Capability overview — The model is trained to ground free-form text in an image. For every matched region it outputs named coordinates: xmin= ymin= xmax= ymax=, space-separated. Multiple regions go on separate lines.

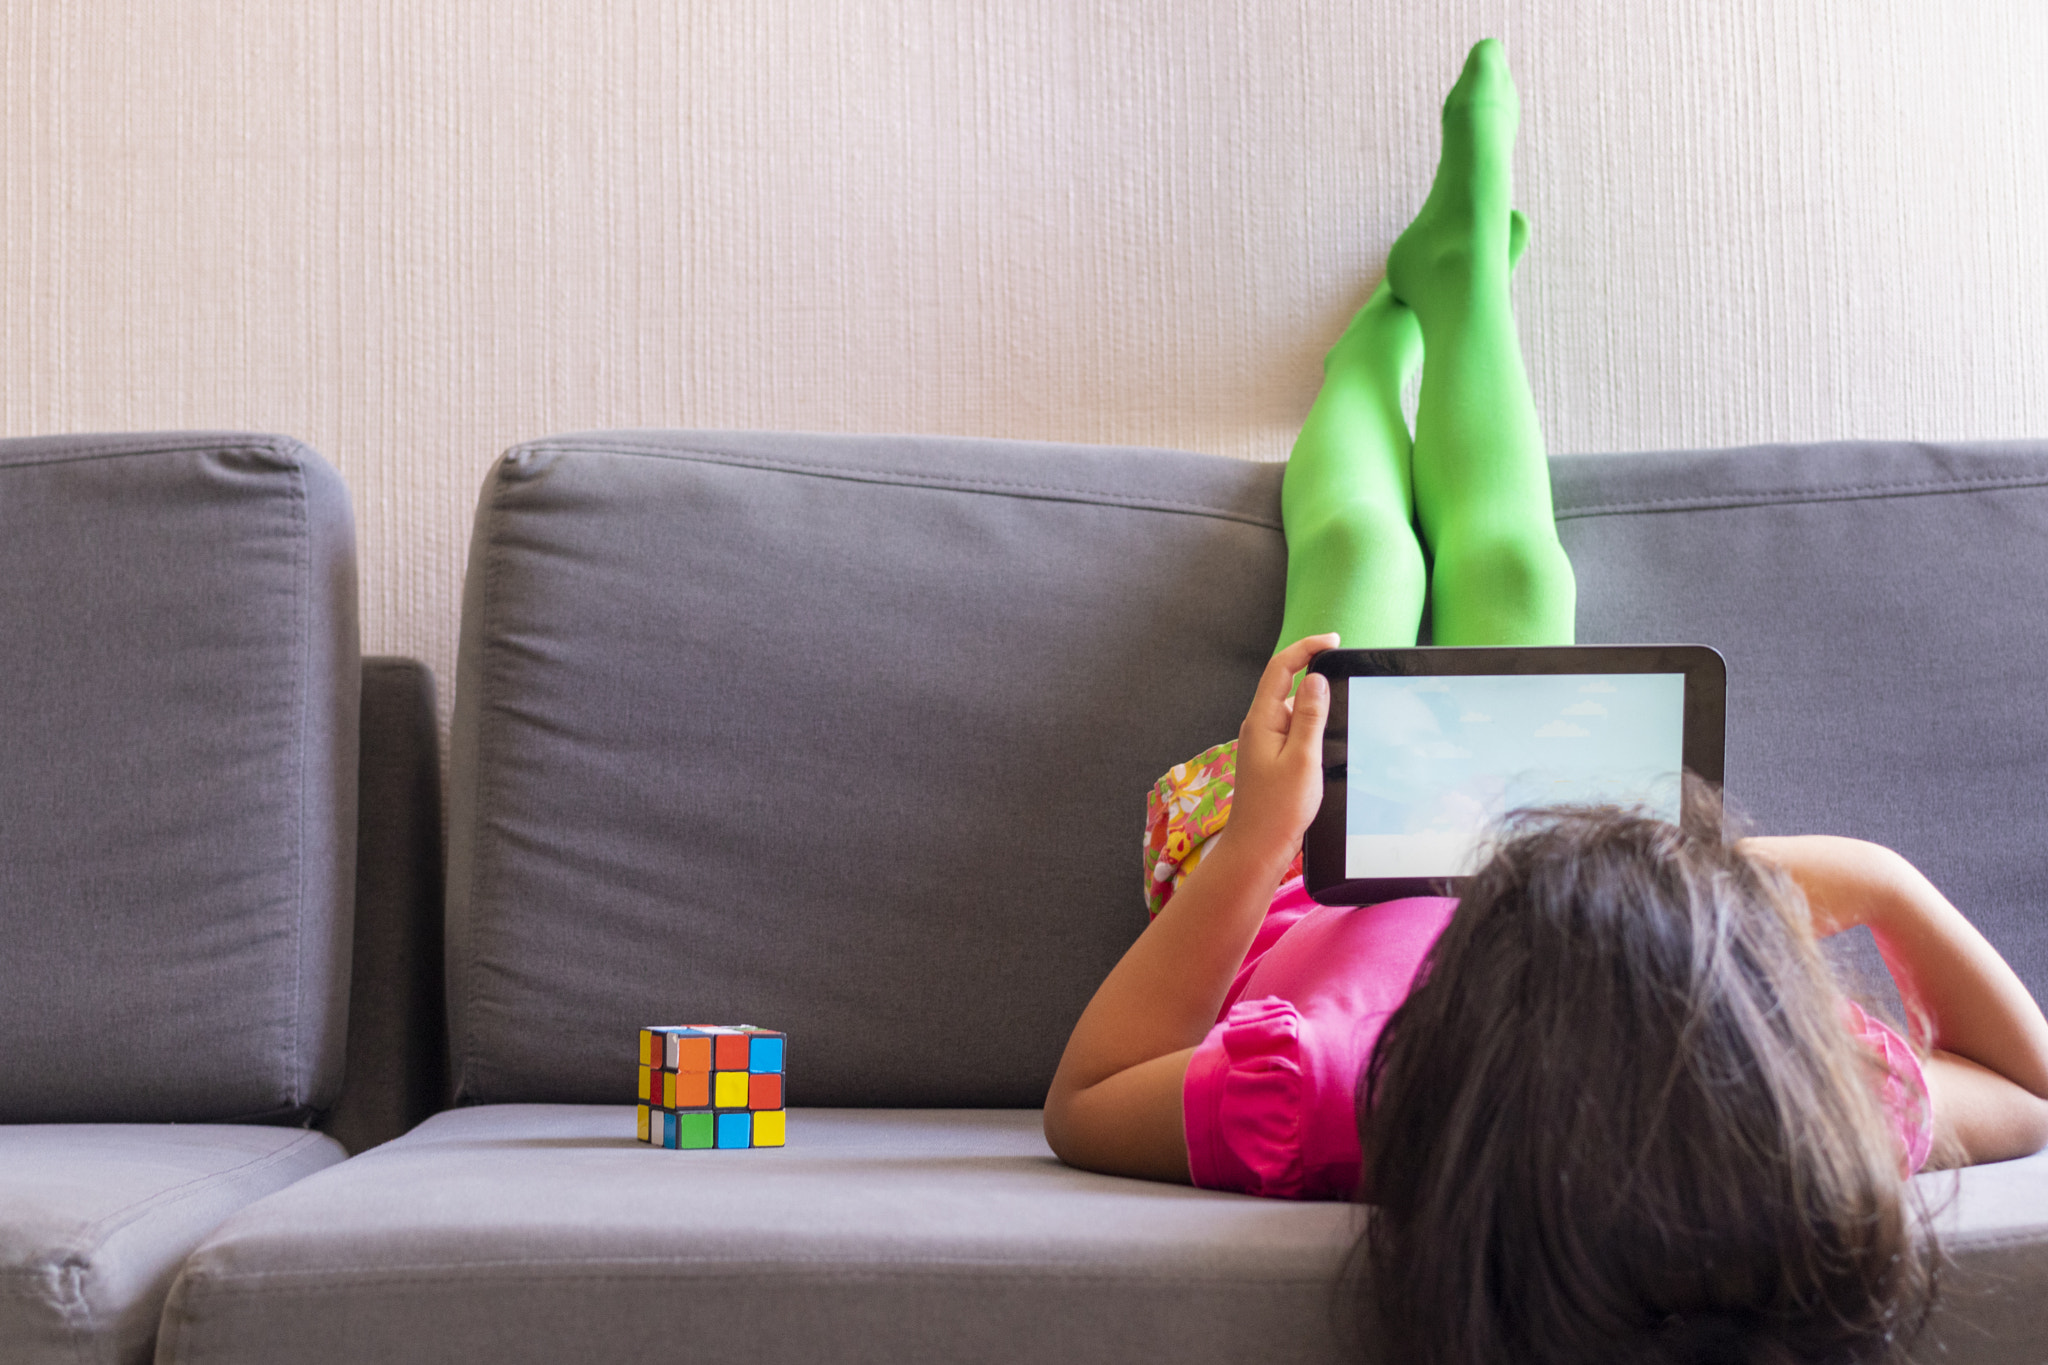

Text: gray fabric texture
xmin=1919 ymin=1149 xmax=2048 ymax=1363
xmin=321 ymin=658 xmax=447 ymax=1155
xmin=447 ymin=432 xmax=2048 ymax=1111
xmin=0 ymin=432 xmax=360 ymax=1123
xmin=160 ymin=1105 xmax=1361 ymax=1365
xmin=0 ymin=1124 xmax=344 ymax=1365
xmin=445 ymin=432 xmax=1285 ymax=1107
xmin=1555 ymin=440 xmax=2048 ymax=1003
xmin=155 ymin=1107 xmax=2048 ymax=1365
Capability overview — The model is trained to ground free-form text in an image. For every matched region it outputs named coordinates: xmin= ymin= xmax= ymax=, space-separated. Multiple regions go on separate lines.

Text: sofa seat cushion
xmin=1923 ymin=1148 xmax=2048 ymax=1361
xmin=0 ymin=1124 xmax=345 ymax=1365
xmin=160 ymin=1104 xmax=1362 ymax=1365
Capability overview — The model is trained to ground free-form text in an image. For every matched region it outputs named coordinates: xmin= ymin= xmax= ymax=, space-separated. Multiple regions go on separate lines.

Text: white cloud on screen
xmin=1562 ymin=701 xmax=1608 ymax=716
xmin=1459 ymin=712 xmax=1491 ymax=723
xmin=1535 ymin=721 xmax=1592 ymax=738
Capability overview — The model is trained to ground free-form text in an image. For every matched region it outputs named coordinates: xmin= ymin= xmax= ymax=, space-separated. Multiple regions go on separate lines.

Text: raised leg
xmin=1387 ymin=38 xmax=1576 ymax=647
xmin=1273 ymin=283 xmax=1428 ymax=653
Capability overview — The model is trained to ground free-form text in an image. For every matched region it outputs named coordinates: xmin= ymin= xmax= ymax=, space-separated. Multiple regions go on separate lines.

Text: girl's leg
xmin=1272 ymin=285 xmax=1428 ymax=653
xmin=1387 ymin=39 xmax=1576 ymax=647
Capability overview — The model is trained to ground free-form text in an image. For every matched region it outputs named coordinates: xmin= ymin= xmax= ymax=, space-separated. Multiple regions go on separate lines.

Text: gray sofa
xmin=6 ymin=429 xmax=2048 ymax=1363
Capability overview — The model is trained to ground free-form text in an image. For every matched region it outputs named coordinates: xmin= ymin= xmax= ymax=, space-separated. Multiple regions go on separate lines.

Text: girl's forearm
xmin=1862 ymin=856 xmax=2048 ymax=1100
xmin=1048 ymin=831 xmax=1293 ymax=1098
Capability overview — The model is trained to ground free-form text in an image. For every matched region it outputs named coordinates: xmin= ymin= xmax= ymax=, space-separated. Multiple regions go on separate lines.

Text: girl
xmin=1043 ymin=39 xmax=2048 ymax=1364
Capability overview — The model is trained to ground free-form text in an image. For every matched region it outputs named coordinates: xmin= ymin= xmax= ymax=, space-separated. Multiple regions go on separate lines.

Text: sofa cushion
xmin=152 ymin=1106 xmax=2048 ymax=1365
xmin=0 ymin=1125 xmax=345 ymax=1365
xmin=444 ymin=432 xmax=1286 ymax=1107
xmin=158 ymin=1105 xmax=1360 ymax=1365
xmin=447 ymin=433 xmax=2048 ymax=1113
xmin=1556 ymin=439 xmax=2048 ymax=1000
xmin=0 ymin=432 xmax=360 ymax=1122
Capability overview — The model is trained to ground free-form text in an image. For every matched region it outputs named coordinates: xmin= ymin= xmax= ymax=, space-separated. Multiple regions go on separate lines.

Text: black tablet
xmin=1302 ymin=645 xmax=1726 ymax=905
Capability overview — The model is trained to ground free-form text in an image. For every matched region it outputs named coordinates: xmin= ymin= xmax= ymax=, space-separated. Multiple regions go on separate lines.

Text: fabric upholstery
xmin=159 ymin=1105 xmax=1360 ymax=1365
xmin=1556 ymin=440 xmax=2048 ymax=1002
xmin=321 ymin=658 xmax=448 ymax=1155
xmin=445 ymin=432 xmax=1286 ymax=1107
xmin=446 ymin=432 xmax=2048 ymax=1113
xmin=0 ymin=432 xmax=360 ymax=1123
xmin=0 ymin=1125 xmax=345 ymax=1365
xmin=156 ymin=1107 xmax=2048 ymax=1365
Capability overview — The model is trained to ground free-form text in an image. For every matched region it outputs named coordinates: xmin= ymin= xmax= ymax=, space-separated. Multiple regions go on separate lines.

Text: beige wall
xmin=7 ymin=1 xmax=2046 ymax=711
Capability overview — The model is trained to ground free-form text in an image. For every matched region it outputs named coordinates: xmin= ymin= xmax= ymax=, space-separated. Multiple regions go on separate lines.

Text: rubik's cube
xmin=636 ymin=1025 xmax=786 ymax=1149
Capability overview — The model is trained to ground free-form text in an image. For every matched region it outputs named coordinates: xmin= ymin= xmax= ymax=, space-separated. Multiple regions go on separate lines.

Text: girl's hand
xmin=1226 ymin=634 xmax=1339 ymax=869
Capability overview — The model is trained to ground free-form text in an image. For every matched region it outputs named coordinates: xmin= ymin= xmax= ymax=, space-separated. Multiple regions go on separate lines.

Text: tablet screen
xmin=1343 ymin=671 xmax=1686 ymax=880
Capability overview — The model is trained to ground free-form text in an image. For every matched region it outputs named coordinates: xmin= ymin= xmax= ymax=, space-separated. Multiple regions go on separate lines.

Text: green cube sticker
xmin=676 ymin=1112 xmax=715 ymax=1149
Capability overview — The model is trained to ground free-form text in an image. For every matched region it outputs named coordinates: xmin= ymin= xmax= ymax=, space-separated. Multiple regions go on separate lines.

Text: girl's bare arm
xmin=1742 ymin=835 xmax=2048 ymax=1166
xmin=1043 ymin=635 xmax=1337 ymax=1181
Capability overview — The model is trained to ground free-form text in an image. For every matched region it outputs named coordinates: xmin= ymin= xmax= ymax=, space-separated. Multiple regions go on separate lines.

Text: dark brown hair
xmin=1353 ymin=802 xmax=1937 ymax=1365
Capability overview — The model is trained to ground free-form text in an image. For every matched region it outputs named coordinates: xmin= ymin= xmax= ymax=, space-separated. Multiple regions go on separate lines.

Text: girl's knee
xmin=1430 ymin=531 xmax=1576 ymax=644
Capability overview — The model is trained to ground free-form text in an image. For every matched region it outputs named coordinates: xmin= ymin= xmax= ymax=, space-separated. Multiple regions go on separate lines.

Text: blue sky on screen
xmin=1345 ymin=673 xmax=1685 ymax=839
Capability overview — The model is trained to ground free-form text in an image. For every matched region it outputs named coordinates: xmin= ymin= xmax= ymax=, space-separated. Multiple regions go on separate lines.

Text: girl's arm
xmin=1741 ymin=835 xmax=2048 ymax=1167
xmin=1043 ymin=635 xmax=1337 ymax=1181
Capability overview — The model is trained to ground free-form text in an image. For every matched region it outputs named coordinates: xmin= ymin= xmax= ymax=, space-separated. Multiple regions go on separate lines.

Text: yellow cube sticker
xmin=752 ymin=1110 xmax=786 ymax=1147
xmin=714 ymin=1071 xmax=750 ymax=1108
xmin=636 ymin=1103 xmax=650 ymax=1142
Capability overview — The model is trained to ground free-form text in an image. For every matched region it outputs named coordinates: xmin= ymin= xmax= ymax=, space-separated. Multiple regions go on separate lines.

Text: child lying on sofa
xmin=1044 ymin=38 xmax=2048 ymax=1365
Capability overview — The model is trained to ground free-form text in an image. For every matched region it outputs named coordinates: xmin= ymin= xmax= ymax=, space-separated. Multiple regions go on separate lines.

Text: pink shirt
xmin=1182 ymin=879 xmax=1933 ymax=1200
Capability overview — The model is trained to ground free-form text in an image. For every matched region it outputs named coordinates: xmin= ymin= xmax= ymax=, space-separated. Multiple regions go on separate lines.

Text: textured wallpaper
xmin=5 ymin=0 xmax=2045 ymax=713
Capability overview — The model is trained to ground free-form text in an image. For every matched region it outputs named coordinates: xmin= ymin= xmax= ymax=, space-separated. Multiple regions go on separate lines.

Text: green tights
xmin=1274 ymin=39 xmax=1576 ymax=654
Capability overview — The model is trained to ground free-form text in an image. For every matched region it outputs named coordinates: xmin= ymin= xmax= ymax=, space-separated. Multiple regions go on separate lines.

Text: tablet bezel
xmin=1301 ymin=644 xmax=1726 ymax=905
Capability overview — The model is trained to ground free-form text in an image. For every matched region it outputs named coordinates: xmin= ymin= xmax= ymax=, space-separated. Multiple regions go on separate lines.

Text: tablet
xmin=1302 ymin=645 xmax=1725 ymax=905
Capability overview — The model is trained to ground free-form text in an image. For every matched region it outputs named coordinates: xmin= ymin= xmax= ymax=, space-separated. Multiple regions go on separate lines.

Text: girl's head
xmin=1355 ymin=803 xmax=1935 ymax=1365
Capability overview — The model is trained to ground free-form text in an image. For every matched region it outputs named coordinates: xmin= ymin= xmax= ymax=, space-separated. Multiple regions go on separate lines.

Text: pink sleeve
xmin=1843 ymin=1000 xmax=1934 ymax=1175
xmin=1184 ymin=997 xmax=1308 ymax=1197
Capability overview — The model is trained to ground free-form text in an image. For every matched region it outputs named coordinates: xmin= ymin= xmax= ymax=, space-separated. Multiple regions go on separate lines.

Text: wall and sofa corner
xmin=6 ymin=426 xmax=2048 ymax=1364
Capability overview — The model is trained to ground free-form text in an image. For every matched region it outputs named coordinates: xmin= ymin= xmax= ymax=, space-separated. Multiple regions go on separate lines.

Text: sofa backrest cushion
xmin=1558 ymin=438 xmax=2048 ymax=1004
xmin=446 ymin=432 xmax=1284 ymax=1106
xmin=449 ymin=432 xmax=2048 ymax=1108
xmin=0 ymin=433 xmax=359 ymax=1122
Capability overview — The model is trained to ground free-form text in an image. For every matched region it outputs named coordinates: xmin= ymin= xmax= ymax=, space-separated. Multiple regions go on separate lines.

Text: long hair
xmin=1352 ymin=803 xmax=1937 ymax=1365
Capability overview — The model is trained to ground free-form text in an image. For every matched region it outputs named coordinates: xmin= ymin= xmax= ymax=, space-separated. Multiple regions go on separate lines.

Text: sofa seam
xmin=517 ymin=441 xmax=1285 ymax=530
xmin=173 ymin=1258 xmax=1339 ymax=1292
xmin=455 ymin=460 xmax=510 ymax=1104
xmin=39 ymin=1131 xmax=332 ymax=1262
xmin=289 ymin=452 xmax=311 ymax=1115
xmin=1555 ymin=472 xmax=2048 ymax=520
xmin=0 ymin=435 xmax=301 ymax=474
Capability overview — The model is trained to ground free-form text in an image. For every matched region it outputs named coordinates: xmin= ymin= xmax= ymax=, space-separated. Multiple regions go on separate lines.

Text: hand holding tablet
xmin=1302 ymin=646 xmax=1726 ymax=905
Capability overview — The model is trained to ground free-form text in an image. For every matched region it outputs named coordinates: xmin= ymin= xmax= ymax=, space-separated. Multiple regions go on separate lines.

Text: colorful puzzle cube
xmin=635 ymin=1025 xmax=786 ymax=1150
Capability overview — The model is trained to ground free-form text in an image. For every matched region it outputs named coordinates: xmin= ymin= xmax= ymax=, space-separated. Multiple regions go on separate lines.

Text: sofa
xmin=5 ymin=428 xmax=2048 ymax=1364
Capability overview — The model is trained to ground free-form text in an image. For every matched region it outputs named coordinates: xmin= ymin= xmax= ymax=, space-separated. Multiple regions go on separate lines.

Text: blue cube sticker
xmin=749 ymin=1036 xmax=785 ymax=1073
xmin=717 ymin=1113 xmax=753 ymax=1148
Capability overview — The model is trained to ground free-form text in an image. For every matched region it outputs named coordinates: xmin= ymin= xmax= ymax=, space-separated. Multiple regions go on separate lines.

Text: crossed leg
xmin=1275 ymin=69 xmax=1556 ymax=659
xmin=1387 ymin=37 xmax=1575 ymax=647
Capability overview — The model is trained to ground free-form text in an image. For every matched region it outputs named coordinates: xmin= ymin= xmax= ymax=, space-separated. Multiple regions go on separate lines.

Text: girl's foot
xmin=1328 ymin=208 xmax=1526 ymax=383
xmin=1385 ymin=39 xmax=1520 ymax=324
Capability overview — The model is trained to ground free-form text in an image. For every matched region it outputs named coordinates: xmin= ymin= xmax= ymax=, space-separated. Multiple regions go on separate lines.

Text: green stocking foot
xmin=1385 ymin=38 xmax=1521 ymax=324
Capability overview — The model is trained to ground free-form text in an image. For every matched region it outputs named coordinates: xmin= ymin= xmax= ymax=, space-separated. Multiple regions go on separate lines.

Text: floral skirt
xmin=1143 ymin=739 xmax=1303 ymax=917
